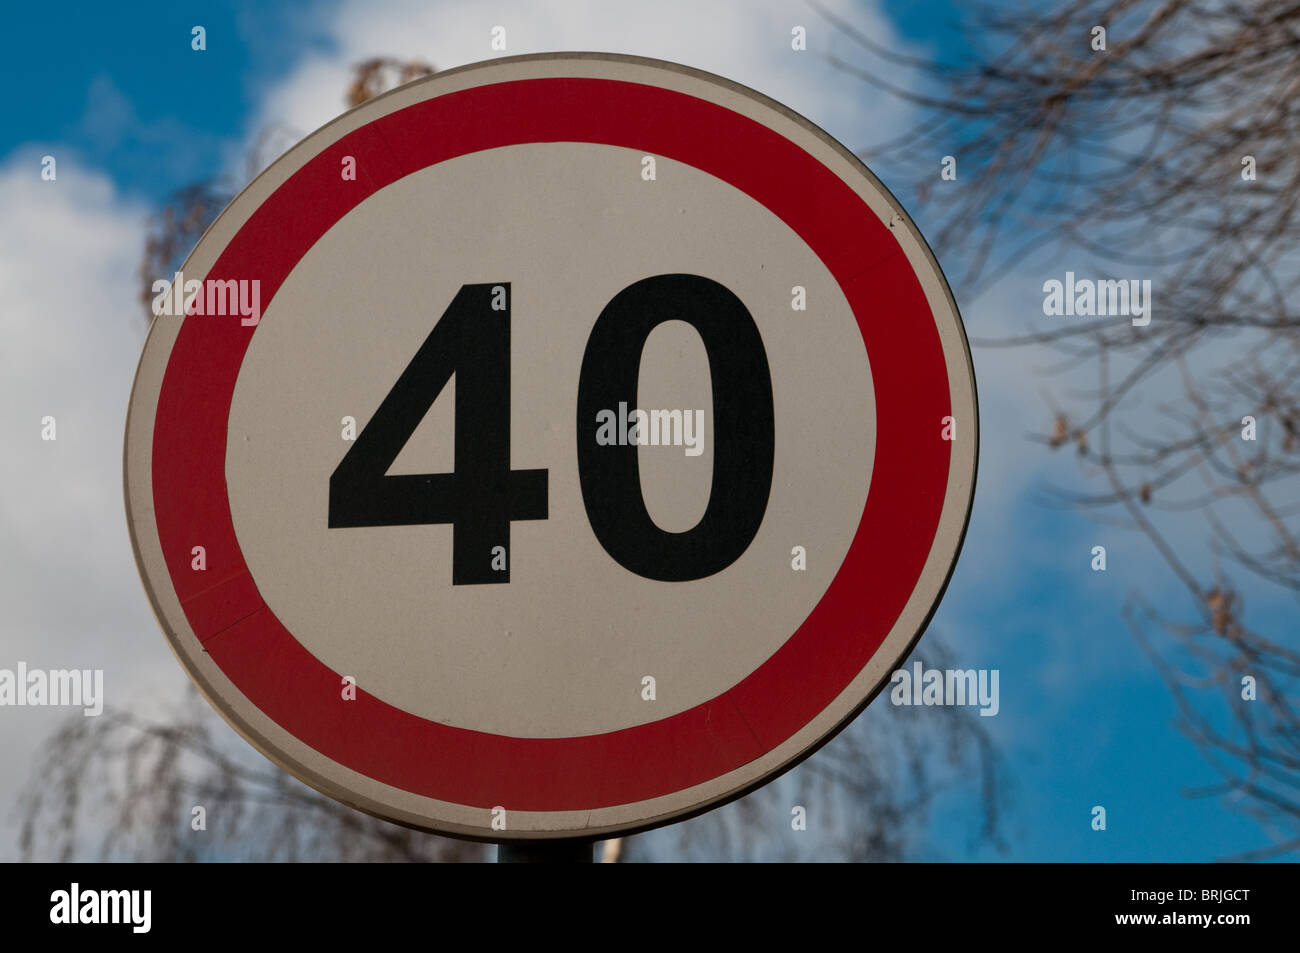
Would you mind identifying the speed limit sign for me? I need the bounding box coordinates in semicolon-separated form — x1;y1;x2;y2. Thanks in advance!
124;53;977;840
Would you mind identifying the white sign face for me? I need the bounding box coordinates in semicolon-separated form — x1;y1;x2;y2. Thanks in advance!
124;53;977;840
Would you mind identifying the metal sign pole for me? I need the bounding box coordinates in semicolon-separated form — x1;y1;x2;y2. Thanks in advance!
497;840;595;863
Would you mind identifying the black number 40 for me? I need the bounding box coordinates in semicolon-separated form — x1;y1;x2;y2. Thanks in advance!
329;275;775;585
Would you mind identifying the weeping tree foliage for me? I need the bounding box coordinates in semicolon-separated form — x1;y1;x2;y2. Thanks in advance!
20;636;1002;862
19;686;487;863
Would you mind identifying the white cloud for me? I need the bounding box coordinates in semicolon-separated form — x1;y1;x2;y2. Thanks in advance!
243;0;911;171
0;153;194;857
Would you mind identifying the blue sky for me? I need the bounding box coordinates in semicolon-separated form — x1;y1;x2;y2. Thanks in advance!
1;0;1292;861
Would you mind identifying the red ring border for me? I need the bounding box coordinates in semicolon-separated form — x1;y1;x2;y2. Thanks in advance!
151;76;952;812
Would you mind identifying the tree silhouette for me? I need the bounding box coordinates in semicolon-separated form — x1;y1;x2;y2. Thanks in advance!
20;637;1002;862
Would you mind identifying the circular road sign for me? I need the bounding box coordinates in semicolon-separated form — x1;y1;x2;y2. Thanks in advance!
124;52;978;841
